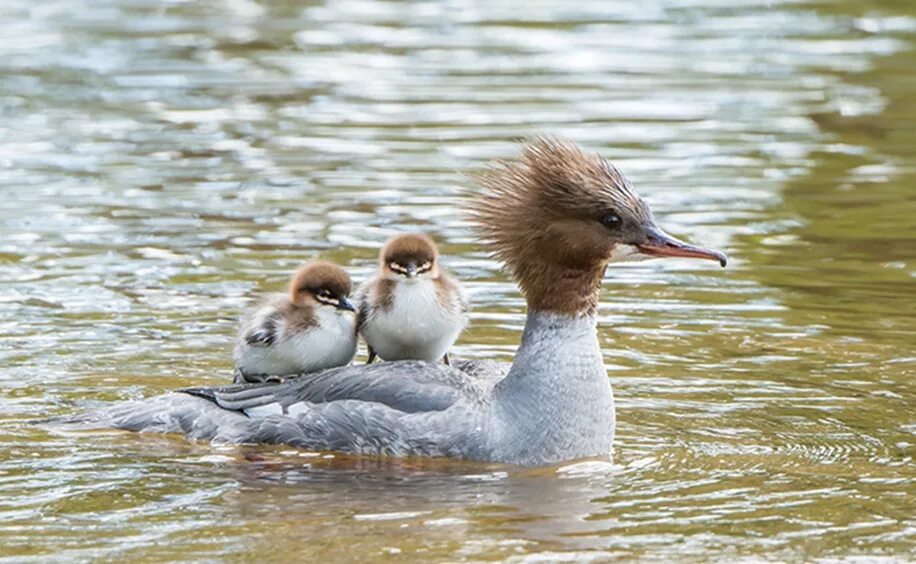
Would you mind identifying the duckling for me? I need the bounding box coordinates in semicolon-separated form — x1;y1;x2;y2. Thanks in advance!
355;233;468;365
234;261;357;383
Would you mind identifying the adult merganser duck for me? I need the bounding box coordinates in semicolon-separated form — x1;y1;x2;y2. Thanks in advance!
233;261;358;384
63;137;726;467
356;233;468;365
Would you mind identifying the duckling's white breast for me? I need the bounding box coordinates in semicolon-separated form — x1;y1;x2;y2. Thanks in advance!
363;279;466;362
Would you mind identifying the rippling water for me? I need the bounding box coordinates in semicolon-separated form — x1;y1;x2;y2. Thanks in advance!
1;0;914;560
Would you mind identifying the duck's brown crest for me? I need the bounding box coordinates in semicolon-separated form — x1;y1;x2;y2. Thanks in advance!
289;261;352;303
469;136;643;259
468;136;646;315
380;233;438;265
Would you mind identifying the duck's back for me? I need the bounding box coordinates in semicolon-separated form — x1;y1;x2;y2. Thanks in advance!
59;360;503;459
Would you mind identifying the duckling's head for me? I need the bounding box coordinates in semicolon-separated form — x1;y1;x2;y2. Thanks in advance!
380;233;440;283
470;136;726;315
289;261;356;312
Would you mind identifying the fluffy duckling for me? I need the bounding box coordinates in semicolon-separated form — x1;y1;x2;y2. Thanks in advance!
356;233;468;364
234;261;358;383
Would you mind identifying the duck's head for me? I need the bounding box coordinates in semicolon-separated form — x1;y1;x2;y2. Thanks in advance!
470;136;726;315
289;261;356;312
380;233;441;283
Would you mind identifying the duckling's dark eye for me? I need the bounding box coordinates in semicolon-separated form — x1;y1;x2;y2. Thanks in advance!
317;289;331;299
602;213;621;228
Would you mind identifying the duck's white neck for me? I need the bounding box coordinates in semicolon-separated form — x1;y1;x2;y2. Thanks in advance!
488;310;615;465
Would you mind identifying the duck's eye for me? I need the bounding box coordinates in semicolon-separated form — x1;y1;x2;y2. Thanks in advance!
602;213;621;228
317;290;331;299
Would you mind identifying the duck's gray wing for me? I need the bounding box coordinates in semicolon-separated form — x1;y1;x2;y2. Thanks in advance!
58;360;481;431
182;360;479;415
53;360;490;458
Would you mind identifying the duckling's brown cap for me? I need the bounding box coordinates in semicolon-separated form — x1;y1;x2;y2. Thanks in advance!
380;233;439;266
290;261;352;299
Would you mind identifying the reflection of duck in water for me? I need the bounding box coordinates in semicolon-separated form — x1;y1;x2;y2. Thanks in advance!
233;262;358;384
67;137;726;467
356;233;468;365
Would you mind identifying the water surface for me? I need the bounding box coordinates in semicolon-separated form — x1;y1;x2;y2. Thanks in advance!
0;0;914;561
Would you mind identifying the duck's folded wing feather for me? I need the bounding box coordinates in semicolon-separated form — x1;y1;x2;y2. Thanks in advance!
181;360;481;415
48;360;491;457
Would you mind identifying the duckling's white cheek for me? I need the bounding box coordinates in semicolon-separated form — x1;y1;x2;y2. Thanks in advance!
608;244;646;263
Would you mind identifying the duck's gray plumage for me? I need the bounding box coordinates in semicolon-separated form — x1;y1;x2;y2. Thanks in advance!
184;360;496;414
56;313;614;466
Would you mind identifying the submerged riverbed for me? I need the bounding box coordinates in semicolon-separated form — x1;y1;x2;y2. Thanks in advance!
0;0;914;561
